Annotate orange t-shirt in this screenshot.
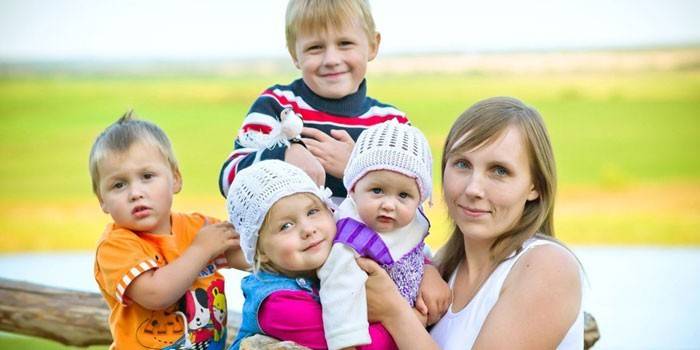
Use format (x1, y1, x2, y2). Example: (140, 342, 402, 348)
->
(94, 212, 229, 350)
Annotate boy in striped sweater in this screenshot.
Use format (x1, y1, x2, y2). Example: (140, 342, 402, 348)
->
(219, 0, 407, 205)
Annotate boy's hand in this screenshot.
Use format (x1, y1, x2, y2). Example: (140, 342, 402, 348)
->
(192, 222, 238, 261)
(301, 127, 354, 179)
(285, 143, 326, 186)
(224, 244, 249, 271)
(419, 264, 452, 325)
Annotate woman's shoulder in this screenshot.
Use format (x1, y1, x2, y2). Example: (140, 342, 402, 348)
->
(503, 238, 582, 314)
(510, 238, 581, 287)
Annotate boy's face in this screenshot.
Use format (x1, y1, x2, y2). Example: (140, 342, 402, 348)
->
(258, 193, 336, 277)
(97, 142, 182, 235)
(351, 170, 421, 233)
(292, 19, 380, 99)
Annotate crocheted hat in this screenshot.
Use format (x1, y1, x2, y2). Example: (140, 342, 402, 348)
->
(226, 159, 334, 265)
(344, 120, 433, 202)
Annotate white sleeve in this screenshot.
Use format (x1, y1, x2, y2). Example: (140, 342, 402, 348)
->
(318, 243, 370, 350)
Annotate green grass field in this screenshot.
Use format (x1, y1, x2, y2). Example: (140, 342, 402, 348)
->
(0, 66, 699, 348)
(0, 69, 699, 254)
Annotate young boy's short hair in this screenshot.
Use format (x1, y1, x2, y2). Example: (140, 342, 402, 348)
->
(88, 110, 179, 199)
(285, 0, 377, 60)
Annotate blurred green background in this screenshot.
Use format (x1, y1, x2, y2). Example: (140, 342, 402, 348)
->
(1, 50, 700, 350)
(1, 54, 699, 254)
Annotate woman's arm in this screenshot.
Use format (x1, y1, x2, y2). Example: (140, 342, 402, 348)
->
(472, 244, 582, 349)
(357, 258, 440, 350)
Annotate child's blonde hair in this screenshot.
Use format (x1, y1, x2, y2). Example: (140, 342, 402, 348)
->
(285, 0, 377, 60)
(88, 110, 179, 200)
(254, 192, 331, 273)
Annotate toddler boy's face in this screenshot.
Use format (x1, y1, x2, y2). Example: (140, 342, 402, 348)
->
(97, 142, 182, 235)
(292, 19, 379, 99)
(351, 170, 421, 233)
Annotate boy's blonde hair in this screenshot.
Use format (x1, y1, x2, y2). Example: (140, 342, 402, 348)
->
(285, 0, 377, 60)
(89, 110, 179, 200)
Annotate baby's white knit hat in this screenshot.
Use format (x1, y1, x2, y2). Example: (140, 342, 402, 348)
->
(344, 120, 433, 202)
(226, 160, 334, 265)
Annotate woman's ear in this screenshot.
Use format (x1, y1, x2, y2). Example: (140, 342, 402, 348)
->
(527, 184, 539, 201)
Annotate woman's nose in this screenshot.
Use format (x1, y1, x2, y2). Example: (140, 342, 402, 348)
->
(464, 173, 485, 199)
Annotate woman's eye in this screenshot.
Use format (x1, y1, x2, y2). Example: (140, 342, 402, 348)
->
(454, 159, 469, 169)
(494, 166, 509, 176)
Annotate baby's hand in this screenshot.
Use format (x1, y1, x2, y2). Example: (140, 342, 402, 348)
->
(192, 222, 238, 261)
(418, 264, 452, 325)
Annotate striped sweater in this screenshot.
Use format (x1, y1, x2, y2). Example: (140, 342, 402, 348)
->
(218, 78, 409, 199)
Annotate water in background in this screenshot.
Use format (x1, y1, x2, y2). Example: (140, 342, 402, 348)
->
(1, 247, 699, 350)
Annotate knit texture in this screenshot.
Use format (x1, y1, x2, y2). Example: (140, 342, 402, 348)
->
(226, 160, 333, 265)
(343, 120, 433, 202)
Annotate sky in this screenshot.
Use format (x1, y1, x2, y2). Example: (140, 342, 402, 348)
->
(0, 0, 698, 61)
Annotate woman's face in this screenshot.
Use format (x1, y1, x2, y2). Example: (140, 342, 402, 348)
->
(443, 125, 539, 243)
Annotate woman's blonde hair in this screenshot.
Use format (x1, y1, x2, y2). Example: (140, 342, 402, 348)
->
(437, 97, 557, 280)
(285, 0, 377, 61)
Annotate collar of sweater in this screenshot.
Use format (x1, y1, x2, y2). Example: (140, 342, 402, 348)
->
(295, 78, 369, 117)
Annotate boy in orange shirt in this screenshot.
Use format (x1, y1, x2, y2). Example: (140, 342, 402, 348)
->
(91, 111, 246, 349)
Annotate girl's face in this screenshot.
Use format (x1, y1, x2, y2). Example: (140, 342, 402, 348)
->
(258, 193, 336, 276)
(443, 125, 539, 243)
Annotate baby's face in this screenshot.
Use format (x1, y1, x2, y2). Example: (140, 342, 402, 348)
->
(97, 142, 181, 235)
(258, 193, 336, 276)
(351, 170, 421, 233)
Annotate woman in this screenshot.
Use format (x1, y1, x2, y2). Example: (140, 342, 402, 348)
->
(358, 96, 584, 349)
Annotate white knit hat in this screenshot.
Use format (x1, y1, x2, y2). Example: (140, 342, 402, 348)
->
(226, 160, 334, 265)
(344, 120, 433, 202)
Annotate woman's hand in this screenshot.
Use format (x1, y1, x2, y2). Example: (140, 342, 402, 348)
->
(416, 264, 452, 325)
(356, 257, 405, 323)
(357, 257, 441, 350)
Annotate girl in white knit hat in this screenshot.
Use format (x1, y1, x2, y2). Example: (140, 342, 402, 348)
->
(227, 160, 396, 350)
(318, 120, 450, 350)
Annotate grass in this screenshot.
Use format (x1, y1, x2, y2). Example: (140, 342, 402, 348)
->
(0, 69, 699, 253)
(0, 66, 698, 349)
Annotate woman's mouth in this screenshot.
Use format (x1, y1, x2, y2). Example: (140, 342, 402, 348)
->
(460, 206, 490, 218)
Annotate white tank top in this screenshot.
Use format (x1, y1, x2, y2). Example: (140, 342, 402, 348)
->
(430, 238, 584, 350)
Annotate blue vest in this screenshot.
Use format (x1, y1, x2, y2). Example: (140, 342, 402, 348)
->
(229, 271, 319, 350)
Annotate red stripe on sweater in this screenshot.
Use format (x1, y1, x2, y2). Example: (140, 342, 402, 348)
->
(242, 123, 273, 134)
(262, 90, 408, 127)
(226, 152, 250, 185)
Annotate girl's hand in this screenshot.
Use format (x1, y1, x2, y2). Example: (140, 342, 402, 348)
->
(356, 257, 405, 323)
(301, 127, 355, 179)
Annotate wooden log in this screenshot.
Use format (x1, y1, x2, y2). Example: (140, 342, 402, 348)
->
(0, 278, 600, 348)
